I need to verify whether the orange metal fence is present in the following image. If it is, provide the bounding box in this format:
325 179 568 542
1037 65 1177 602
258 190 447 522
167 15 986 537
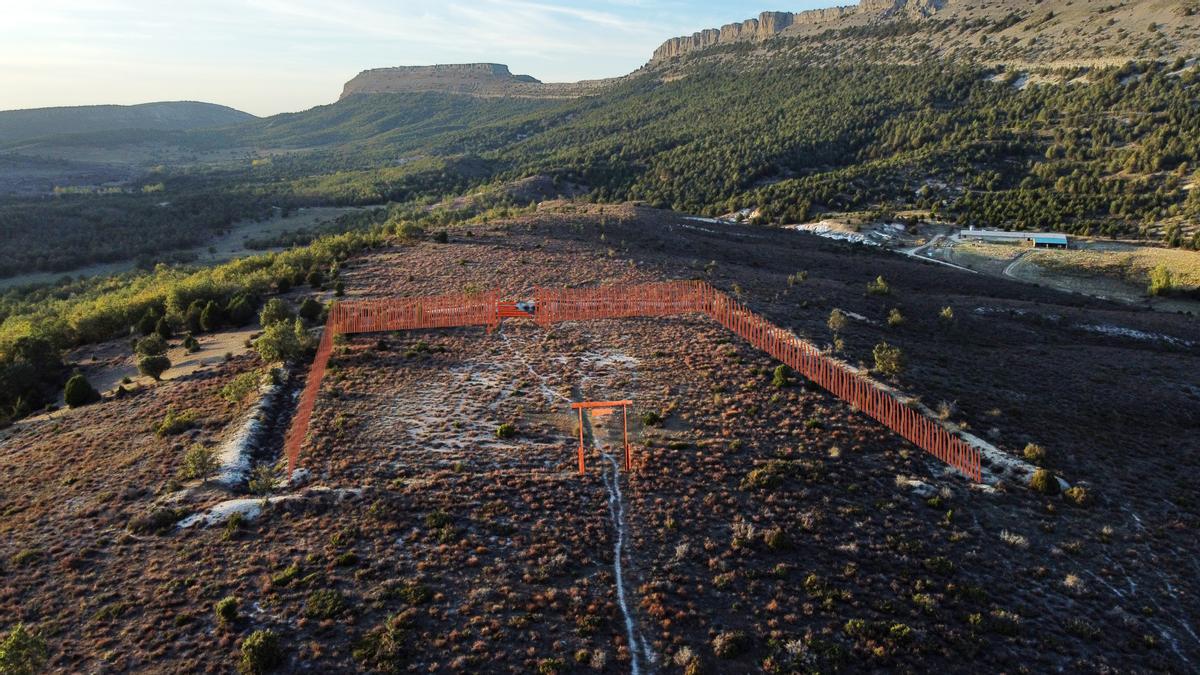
282 281 982 483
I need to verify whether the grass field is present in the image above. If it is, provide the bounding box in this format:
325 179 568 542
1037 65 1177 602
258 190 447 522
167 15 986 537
1028 245 1200 290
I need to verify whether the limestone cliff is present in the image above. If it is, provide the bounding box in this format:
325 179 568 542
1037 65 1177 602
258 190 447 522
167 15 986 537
650 0 949 62
339 64 543 99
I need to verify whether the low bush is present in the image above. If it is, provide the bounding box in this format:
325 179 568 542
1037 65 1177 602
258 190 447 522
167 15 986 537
127 507 186 534
495 422 517 439
887 308 905 327
1063 485 1092 507
258 298 294 327
134 333 168 356
771 364 791 388
253 319 312 363
1022 443 1047 465
866 275 891 295
239 629 283 674
63 373 101 408
220 371 262 404
0 623 48 675
353 612 415 671
182 334 201 353
1148 264 1173 296
248 464 280 496
640 411 663 427
298 297 323 323
1029 468 1060 495
827 308 847 333
215 596 239 625
179 444 220 483
155 407 198 437
138 354 171 381
872 342 905 376
712 630 750 658
304 589 347 619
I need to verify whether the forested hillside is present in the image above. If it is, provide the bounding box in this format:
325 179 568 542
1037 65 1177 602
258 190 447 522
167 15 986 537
226 57 1200 245
0 101 254 145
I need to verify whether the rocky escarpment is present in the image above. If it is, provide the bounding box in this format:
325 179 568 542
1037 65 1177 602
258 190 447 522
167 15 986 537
340 64 543 99
339 63 618 100
651 1 948 62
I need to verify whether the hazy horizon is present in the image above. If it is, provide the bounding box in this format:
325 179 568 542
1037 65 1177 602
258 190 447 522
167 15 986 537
0 0 834 117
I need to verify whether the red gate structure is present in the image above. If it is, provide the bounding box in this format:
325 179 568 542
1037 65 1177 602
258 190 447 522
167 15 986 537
571 400 634 475
283 280 983 483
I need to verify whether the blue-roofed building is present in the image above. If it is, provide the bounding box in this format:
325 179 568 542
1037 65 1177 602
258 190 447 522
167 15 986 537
960 228 1069 249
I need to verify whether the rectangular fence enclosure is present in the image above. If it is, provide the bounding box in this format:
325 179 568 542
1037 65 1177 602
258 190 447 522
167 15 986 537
282 281 982 483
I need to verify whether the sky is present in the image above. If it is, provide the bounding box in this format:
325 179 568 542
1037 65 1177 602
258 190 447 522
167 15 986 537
0 1 834 117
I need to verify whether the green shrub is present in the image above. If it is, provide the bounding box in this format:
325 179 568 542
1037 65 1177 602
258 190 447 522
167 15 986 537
939 306 955 322
827 308 847 333
183 334 201 353
872 342 905 376
1063 486 1091 507
866 275 891 295
253 319 312 363
226 295 257 326
298 297 323 323
333 281 345 297
184 300 205 334
135 333 168 356
154 316 173 340
179 443 220 483
258 298 294 327
215 596 239 625
0 623 48 675
200 300 222 332
1029 468 1059 495
353 613 414 671
771 364 791 388
640 411 663 427
155 407 198 436
248 464 280 496
138 354 171 380
220 371 262 403
1148 264 1173 296
270 563 301 588
305 269 324 289
495 423 517 439
304 589 347 619
1022 443 1046 465
887 308 905 327
63 373 101 408
239 629 283 675
394 221 425 240
136 307 161 335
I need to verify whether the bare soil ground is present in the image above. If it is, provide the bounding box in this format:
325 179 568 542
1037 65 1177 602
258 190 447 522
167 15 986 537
1 204 1197 672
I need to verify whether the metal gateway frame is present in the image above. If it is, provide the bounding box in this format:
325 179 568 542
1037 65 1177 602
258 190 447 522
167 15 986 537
571 400 634 475
283 280 983 482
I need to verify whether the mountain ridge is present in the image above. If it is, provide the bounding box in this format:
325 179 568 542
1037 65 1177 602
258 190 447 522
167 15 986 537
650 0 1200 67
0 101 256 145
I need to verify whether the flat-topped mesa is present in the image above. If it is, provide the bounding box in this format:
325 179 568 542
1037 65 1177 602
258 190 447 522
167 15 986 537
339 63 542 99
650 1 947 62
